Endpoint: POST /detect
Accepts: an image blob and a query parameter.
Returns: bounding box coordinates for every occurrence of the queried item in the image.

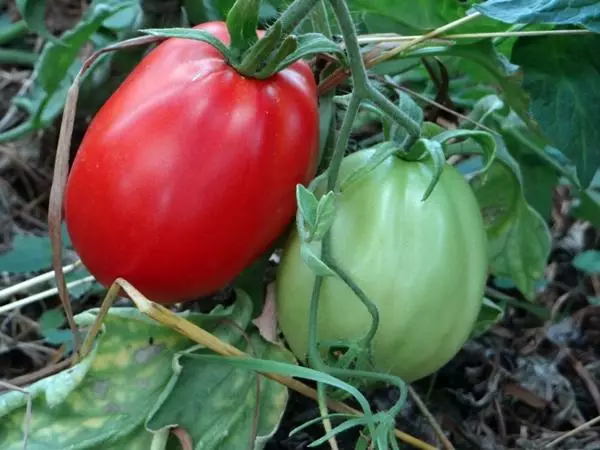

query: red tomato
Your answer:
[64,21,319,303]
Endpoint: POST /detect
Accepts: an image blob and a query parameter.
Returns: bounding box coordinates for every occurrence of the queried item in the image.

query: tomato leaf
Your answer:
[463,94,506,129]
[511,33,600,188]
[472,160,551,300]
[572,250,600,274]
[140,27,232,60]
[0,225,72,273]
[383,90,423,144]
[499,112,560,220]
[296,184,319,236]
[312,191,336,241]
[300,242,336,277]
[470,298,505,338]
[226,0,260,60]
[145,291,292,448]
[272,33,343,73]
[15,0,64,44]
[471,0,600,32]
[2,2,127,138]
[0,294,291,449]
[572,188,600,229]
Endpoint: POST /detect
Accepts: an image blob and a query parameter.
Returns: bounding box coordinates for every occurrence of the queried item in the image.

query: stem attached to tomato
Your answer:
[237,0,320,75]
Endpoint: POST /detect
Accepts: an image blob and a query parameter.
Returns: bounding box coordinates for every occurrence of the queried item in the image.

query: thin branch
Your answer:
[368,12,483,66]
[357,28,592,45]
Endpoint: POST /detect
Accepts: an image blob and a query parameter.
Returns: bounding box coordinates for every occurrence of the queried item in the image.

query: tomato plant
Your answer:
[275,148,489,382]
[64,21,320,303]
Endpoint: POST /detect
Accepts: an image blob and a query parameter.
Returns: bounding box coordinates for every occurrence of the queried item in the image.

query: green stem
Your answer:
[326,91,361,192]
[238,0,320,74]
[275,0,321,35]
[311,1,333,38]
[328,0,420,139]
[0,49,37,66]
[327,259,379,347]
[0,20,29,46]
[368,85,420,140]
[301,0,415,440]
[328,0,368,91]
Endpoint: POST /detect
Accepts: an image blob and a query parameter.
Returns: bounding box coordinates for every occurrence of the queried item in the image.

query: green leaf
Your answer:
[141,27,232,60]
[226,0,260,59]
[312,191,336,241]
[572,250,600,274]
[471,298,505,338]
[464,94,506,129]
[472,160,551,300]
[300,242,336,277]
[383,90,423,144]
[0,232,53,273]
[10,2,127,133]
[296,184,319,234]
[39,309,74,352]
[15,0,63,44]
[472,0,600,32]
[339,141,399,191]
[573,188,600,228]
[0,293,291,449]
[39,4,119,97]
[273,33,342,73]
[146,296,293,449]
[511,34,600,187]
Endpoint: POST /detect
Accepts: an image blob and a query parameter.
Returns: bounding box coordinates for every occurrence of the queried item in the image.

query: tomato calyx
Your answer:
[140,0,342,79]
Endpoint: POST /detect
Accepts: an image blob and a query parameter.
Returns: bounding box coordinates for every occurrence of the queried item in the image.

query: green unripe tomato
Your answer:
[275,149,488,382]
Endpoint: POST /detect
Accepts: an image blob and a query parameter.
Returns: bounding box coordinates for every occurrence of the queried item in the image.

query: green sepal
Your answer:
[434,129,497,176]
[236,21,284,75]
[404,138,446,201]
[339,141,399,192]
[140,27,232,61]
[256,34,299,78]
[225,0,260,61]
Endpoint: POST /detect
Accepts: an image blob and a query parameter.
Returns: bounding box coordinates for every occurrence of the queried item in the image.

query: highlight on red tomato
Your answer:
[64,21,320,304]
[275,149,489,382]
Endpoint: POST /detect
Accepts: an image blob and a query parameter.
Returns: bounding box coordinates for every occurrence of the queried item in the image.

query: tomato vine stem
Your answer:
[301,0,425,442]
